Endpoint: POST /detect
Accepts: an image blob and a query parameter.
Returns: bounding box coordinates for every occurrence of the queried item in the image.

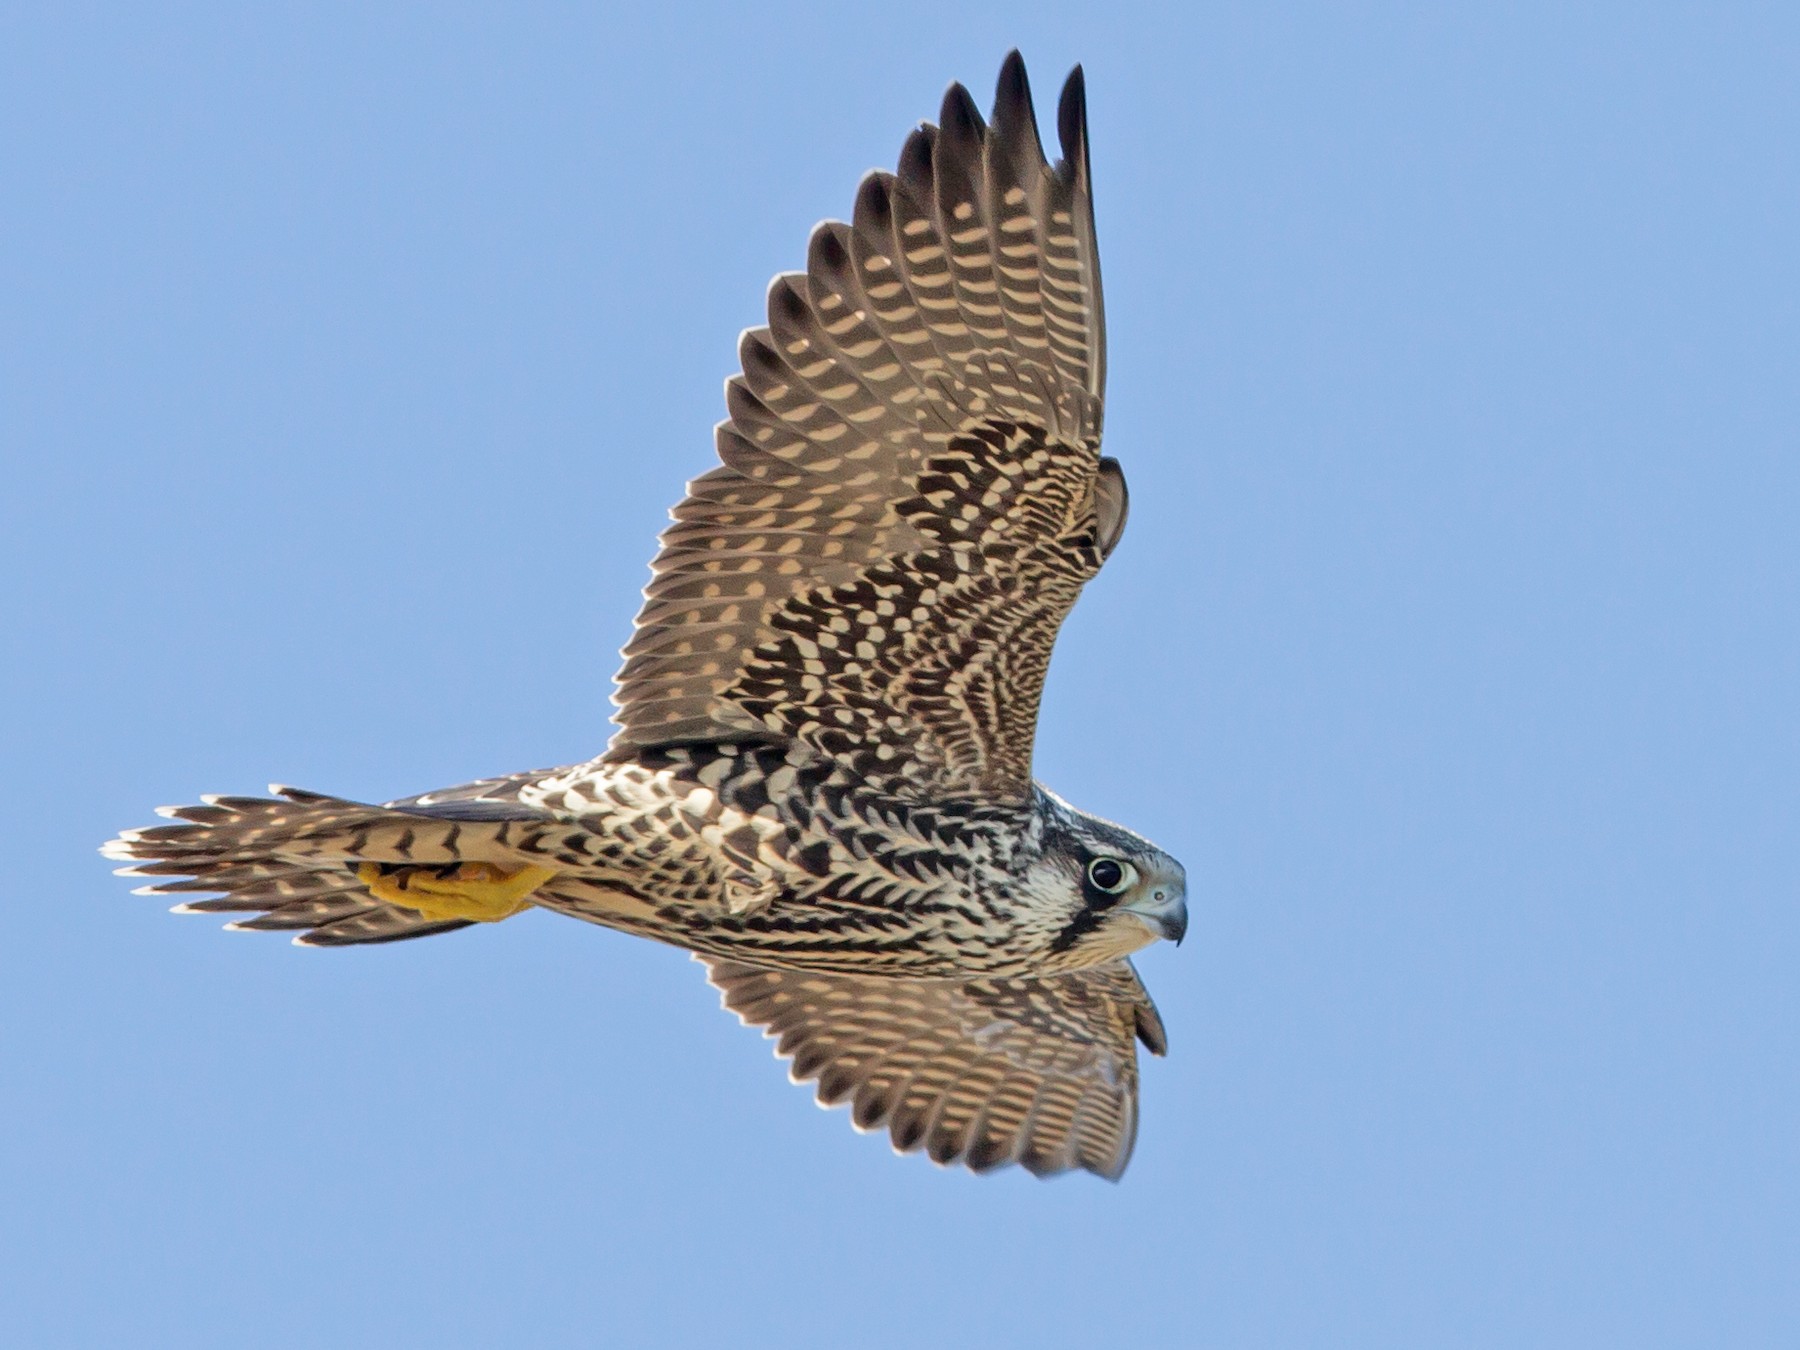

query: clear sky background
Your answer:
[4,3,1796,1346]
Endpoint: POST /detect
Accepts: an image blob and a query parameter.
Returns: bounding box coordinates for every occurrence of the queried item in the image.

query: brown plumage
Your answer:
[103,52,1187,1179]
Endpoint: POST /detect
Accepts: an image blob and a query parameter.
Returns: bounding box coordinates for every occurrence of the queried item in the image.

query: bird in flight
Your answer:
[104,51,1187,1180]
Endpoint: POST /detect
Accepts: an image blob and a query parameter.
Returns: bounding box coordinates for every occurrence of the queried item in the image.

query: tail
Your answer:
[102,774,561,947]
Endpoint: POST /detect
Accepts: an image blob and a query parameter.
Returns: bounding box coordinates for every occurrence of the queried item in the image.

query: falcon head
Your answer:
[1025,789,1189,964]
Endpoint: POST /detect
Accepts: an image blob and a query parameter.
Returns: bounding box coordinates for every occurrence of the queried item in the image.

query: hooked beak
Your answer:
[1123,882,1188,946]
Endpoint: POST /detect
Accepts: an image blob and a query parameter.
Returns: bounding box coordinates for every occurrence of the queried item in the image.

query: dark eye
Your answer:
[1087,857,1132,893]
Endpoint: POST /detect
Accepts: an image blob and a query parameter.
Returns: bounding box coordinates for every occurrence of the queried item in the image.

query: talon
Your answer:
[356,861,556,923]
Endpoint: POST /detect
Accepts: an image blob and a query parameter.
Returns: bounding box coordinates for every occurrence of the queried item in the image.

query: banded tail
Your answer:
[102,774,562,947]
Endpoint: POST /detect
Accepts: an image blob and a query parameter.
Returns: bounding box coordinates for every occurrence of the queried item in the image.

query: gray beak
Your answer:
[1124,883,1188,946]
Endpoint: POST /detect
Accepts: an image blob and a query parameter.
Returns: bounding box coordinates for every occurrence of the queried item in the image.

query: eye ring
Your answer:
[1087,857,1134,894]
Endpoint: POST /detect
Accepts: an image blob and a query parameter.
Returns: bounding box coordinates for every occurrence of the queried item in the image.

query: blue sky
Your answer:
[4,3,1796,1346]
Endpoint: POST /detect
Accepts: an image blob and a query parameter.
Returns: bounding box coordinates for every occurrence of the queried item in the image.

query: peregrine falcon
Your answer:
[103,52,1188,1180]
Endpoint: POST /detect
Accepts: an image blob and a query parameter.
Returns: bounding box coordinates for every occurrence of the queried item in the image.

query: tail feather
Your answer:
[103,778,558,948]
[166,865,472,946]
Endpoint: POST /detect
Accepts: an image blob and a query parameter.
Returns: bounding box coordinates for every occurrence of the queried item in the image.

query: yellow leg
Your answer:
[356,861,557,923]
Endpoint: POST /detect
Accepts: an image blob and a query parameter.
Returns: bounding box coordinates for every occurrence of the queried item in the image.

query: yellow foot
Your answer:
[356,861,557,923]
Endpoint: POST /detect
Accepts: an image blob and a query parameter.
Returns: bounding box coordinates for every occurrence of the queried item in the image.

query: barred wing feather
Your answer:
[610,54,1124,805]
[706,956,1166,1179]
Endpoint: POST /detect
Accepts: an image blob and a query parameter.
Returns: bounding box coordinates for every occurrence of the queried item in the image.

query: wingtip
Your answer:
[1133,994,1169,1057]
[1057,64,1089,170]
[851,172,894,233]
[939,80,985,143]
[991,49,1045,162]
[897,123,936,187]
[806,216,853,278]
[996,49,1030,108]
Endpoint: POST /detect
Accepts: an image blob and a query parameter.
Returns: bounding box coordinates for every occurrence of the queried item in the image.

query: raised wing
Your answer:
[609,53,1123,804]
[705,956,1167,1180]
